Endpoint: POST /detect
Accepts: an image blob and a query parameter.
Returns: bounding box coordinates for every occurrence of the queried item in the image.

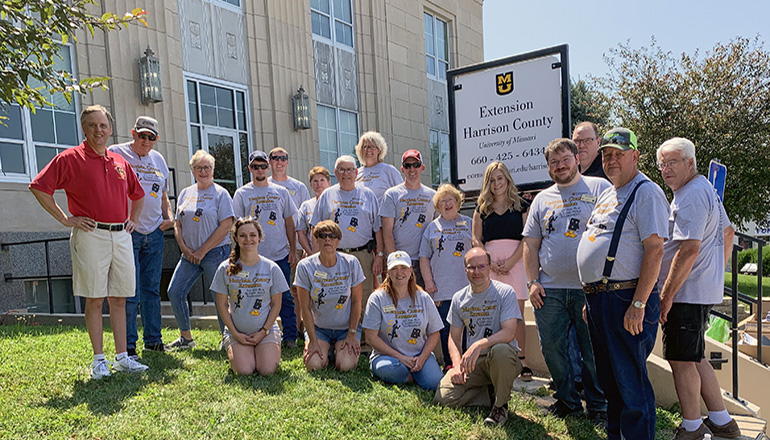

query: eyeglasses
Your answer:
[270,155,288,162]
[193,165,212,172]
[572,137,595,145]
[465,264,488,272]
[438,198,456,205]
[336,167,356,174]
[138,133,157,141]
[548,156,575,168]
[250,163,269,170]
[316,233,340,240]
[402,161,422,169]
[657,159,683,170]
[362,144,378,150]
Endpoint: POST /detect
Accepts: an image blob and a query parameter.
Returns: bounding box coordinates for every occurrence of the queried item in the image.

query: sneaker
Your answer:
[673,423,712,440]
[587,410,608,429]
[544,400,584,418]
[702,417,741,438]
[90,359,112,379]
[484,405,509,426]
[283,339,298,349]
[143,342,167,352]
[165,336,196,350]
[127,347,140,361]
[114,355,149,373]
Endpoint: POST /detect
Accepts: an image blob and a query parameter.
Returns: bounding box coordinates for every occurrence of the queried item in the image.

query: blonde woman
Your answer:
[472,161,532,380]
[354,131,402,203]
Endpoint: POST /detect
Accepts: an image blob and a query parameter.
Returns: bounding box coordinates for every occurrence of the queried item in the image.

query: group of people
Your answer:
[29,105,739,439]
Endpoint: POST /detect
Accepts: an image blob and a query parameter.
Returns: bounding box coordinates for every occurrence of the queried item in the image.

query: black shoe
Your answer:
[587,410,608,429]
[283,339,298,349]
[144,342,167,352]
[543,400,583,418]
[484,404,509,426]
[127,347,140,361]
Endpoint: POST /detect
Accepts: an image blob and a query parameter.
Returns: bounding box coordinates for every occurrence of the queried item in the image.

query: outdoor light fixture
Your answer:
[292,85,311,130]
[138,45,163,104]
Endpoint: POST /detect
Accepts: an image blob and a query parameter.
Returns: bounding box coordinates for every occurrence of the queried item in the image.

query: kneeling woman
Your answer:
[363,252,444,390]
[295,220,365,372]
[211,218,288,375]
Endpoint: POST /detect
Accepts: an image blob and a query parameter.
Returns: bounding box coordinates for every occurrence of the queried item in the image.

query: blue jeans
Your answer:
[436,300,452,366]
[126,228,165,349]
[370,353,443,390]
[533,288,606,412]
[586,285,660,440]
[167,245,229,333]
[274,256,297,341]
[568,325,582,383]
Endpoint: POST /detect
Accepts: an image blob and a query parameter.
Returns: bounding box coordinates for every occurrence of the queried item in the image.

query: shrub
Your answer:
[736,247,770,276]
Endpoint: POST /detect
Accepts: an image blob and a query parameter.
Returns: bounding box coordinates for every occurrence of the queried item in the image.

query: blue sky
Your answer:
[483,0,768,79]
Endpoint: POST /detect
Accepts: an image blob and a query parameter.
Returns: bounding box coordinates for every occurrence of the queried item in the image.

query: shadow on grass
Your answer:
[458,406,559,439]
[40,352,185,416]
[189,347,227,361]
[564,416,606,440]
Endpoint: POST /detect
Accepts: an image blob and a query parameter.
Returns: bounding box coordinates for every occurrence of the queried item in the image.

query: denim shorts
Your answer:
[307,326,361,345]
[662,303,712,362]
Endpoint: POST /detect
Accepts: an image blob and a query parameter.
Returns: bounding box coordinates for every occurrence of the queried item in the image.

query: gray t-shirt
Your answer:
[362,289,444,357]
[381,183,437,258]
[310,184,381,249]
[419,215,473,302]
[269,176,311,211]
[523,176,611,288]
[577,172,670,283]
[232,182,298,261]
[658,175,731,305]
[109,143,169,234]
[210,257,289,334]
[449,280,522,352]
[176,183,234,250]
[296,197,318,251]
[356,162,403,203]
[294,252,366,330]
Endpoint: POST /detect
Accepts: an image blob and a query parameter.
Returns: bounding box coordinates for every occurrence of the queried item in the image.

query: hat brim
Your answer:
[135,127,158,136]
[387,261,411,270]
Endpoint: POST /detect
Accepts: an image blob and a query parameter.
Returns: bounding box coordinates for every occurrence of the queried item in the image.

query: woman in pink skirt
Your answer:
[472,161,532,380]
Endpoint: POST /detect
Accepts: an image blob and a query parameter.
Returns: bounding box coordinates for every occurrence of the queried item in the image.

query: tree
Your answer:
[570,78,611,133]
[1,0,148,115]
[601,36,770,228]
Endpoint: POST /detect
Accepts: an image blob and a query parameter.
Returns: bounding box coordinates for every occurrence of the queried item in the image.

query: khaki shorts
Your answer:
[70,227,135,298]
[222,323,282,351]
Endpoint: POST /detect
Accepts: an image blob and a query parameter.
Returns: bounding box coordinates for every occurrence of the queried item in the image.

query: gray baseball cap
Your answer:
[248,150,268,163]
[134,116,159,136]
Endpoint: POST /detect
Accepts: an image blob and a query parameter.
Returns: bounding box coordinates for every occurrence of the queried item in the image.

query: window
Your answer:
[185,77,250,194]
[424,13,449,81]
[430,129,450,187]
[0,45,79,181]
[311,0,353,48]
[25,279,80,314]
[317,104,358,177]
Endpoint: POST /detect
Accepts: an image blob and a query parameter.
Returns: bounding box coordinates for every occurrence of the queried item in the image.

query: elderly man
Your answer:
[433,247,522,427]
[523,138,610,424]
[573,122,607,179]
[576,128,669,440]
[109,116,173,359]
[310,155,384,309]
[381,149,436,287]
[30,105,149,379]
[233,150,298,347]
[656,138,740,440]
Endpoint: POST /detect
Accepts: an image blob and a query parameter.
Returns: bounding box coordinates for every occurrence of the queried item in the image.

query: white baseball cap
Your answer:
[386,251,412,270]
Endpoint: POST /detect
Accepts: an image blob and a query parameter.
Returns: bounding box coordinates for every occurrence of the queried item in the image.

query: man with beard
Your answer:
[523,138,610,425]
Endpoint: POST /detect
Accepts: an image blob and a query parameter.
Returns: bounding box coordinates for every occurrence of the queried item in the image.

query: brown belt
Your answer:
[582,279,638,294]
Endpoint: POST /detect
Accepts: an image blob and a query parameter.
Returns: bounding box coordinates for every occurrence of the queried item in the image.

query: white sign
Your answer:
[451,55,564,192]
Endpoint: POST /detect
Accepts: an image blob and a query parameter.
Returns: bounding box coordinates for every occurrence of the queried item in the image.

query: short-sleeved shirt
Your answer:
[582,155,608,180]
[523,176,611,288]
[109,143,169,234]
[232,182,297,261]
[363,289,443,357]
[310,184,381,249]
[176,183,234,250]
[294,252,366,330]
[269,176,310,224]
[577,172,670,283]
[658,175,731,305]
[296,197,318,250]
[29,141,144,222]
[356,162,403,203]
[210,257,289,334]
[478,200,530,243]
[381,184,436,258]
[419,215,473,301]
[449,280,521,352]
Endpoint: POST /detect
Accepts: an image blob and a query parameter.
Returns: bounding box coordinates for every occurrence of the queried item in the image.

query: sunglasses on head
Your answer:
[402,161,422,169]
[316,232,340,240]
[250,163,269,170]
[600,134,634,148]
[138,133,157,141]
[270,155,288,161]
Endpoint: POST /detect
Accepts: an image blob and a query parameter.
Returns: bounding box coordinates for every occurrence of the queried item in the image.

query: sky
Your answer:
[483,0,768,79]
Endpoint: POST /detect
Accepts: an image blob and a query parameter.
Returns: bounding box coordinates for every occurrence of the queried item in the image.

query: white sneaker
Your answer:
[90,359,112,379]
[113,355,149,373]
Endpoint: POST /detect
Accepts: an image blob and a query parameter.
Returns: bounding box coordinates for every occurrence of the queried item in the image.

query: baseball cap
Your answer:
[599,128,638,151]
[387,251,412,270]
[248,150,268,163]
[401,149,422,163]
[134,116,159,136]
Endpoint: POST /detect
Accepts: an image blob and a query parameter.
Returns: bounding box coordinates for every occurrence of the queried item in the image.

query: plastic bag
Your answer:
[706,316,730,343]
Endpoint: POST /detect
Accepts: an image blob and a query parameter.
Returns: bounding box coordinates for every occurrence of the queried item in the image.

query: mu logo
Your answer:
[495,71,513,95]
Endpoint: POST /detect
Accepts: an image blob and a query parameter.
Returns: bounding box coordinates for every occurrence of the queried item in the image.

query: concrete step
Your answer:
[160,301,217,317]
[731,414,767,439]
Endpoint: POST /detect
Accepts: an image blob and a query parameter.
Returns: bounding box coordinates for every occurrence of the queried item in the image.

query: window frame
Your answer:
[311,0,355,52]
[430,129,451,188]
[316,103,359,179]
[424,12,450,82]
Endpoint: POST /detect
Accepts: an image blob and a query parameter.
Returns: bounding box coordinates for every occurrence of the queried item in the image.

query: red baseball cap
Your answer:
[401,149,422,163]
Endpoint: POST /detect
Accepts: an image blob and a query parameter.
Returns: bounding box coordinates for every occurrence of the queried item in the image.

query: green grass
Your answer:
[725,273,770,298]
[0,324,680,439]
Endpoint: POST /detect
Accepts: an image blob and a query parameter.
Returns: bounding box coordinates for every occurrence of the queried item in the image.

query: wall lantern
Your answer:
[138,45,163,104]
[292,85,311,130]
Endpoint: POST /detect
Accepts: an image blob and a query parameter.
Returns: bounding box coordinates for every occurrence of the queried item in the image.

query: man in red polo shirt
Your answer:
[30,105,149,379]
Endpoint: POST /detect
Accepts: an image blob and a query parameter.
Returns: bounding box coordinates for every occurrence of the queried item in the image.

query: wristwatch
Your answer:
[526,279,540,289]
[259,326,269,336]
[632,300,646,309]
[377,251,384,257]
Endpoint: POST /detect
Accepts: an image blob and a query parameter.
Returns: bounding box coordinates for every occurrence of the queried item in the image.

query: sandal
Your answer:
[519,356,533,381]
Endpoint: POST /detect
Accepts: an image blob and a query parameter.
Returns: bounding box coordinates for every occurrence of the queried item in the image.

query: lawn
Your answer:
[0,324,680,439]
[725,273,770,298]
